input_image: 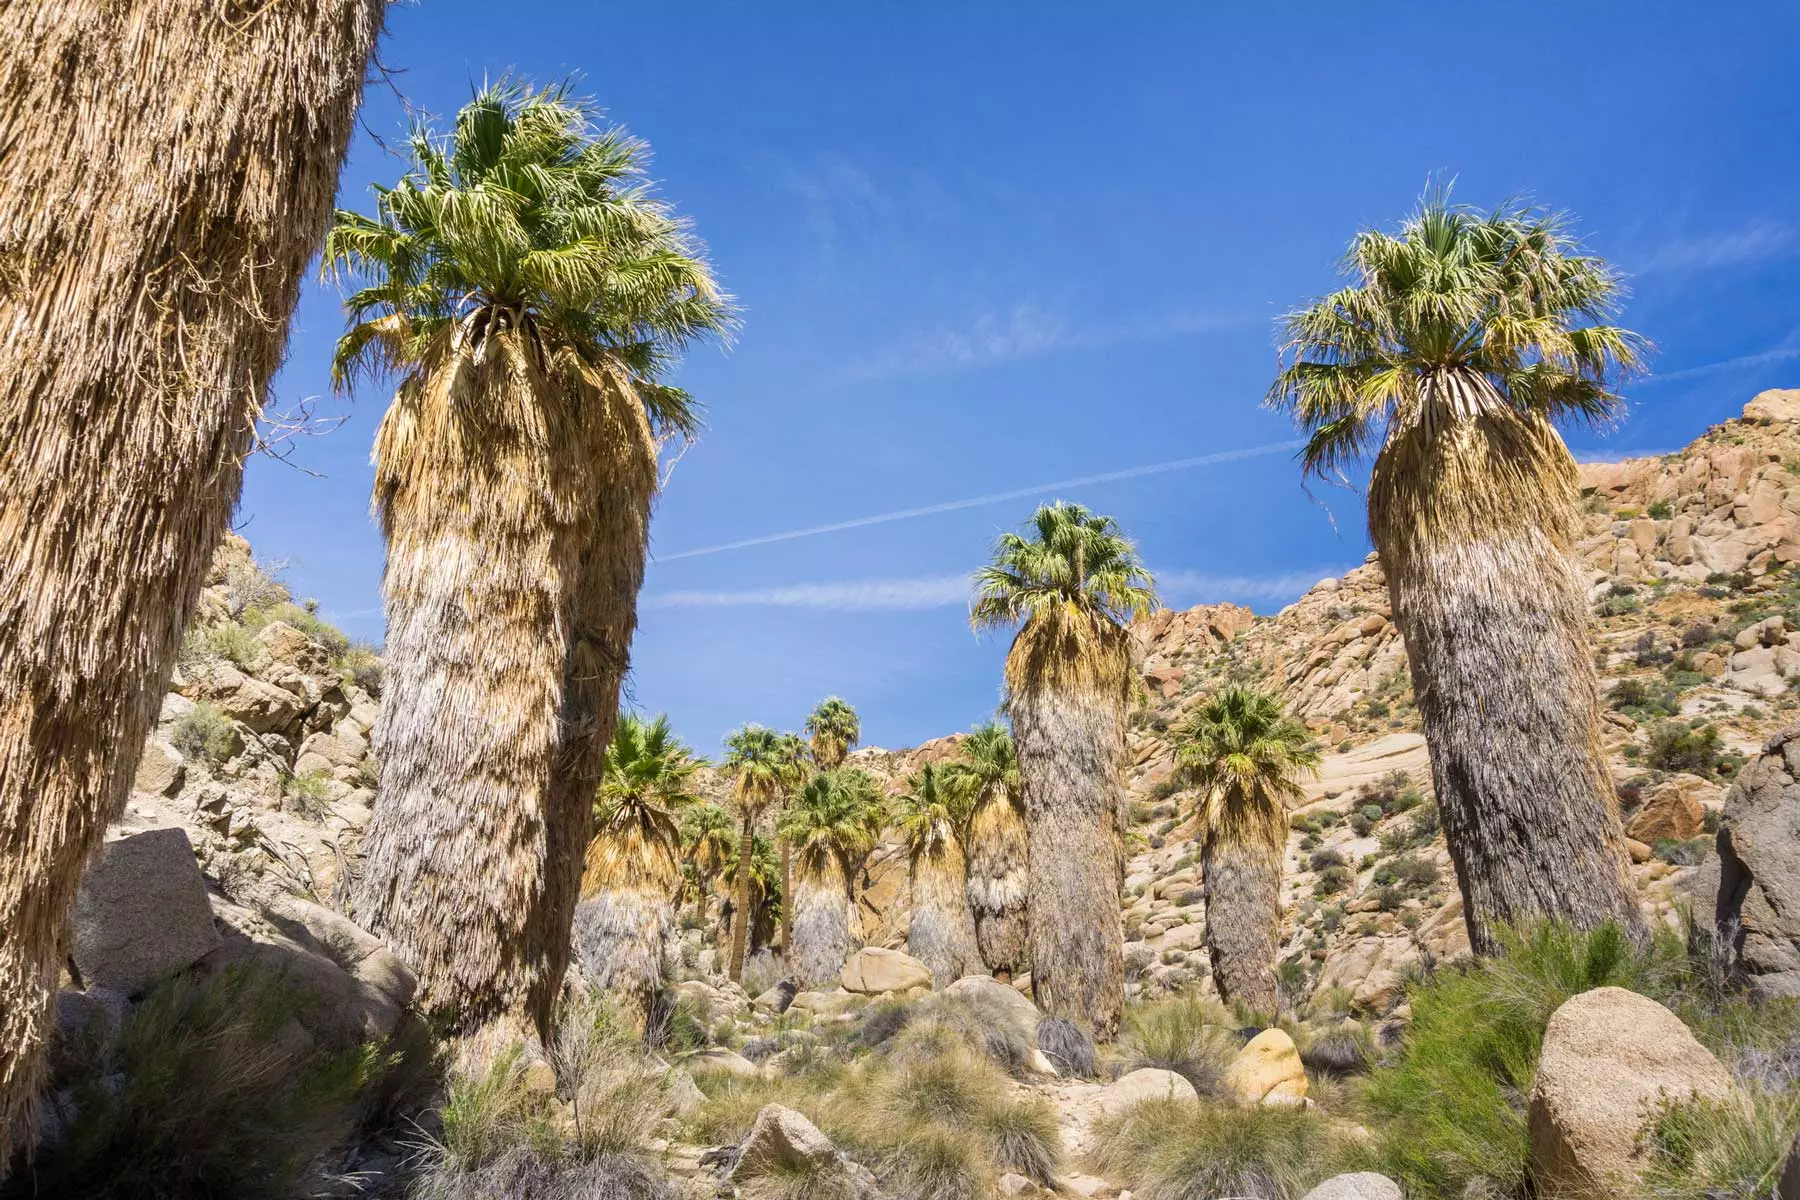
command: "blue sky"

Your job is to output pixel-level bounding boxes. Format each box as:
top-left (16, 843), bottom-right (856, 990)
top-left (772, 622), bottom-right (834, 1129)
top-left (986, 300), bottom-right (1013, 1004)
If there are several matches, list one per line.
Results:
top-left (242, 2), bottom-right (1800, 754)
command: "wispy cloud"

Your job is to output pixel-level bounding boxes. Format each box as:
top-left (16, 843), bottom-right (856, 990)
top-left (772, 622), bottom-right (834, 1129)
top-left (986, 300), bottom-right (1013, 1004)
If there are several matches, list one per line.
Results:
top-left (1631, 337), bottom-right (1800, 388)
top-left (1636, 219), bottom-right (1796, 275)
top-left (644, 565), bottom-right (1347, 613)
top-left (656, 439), bottom-right (1305, 562)
top-left (836, 302), bottom-right (1256, 385)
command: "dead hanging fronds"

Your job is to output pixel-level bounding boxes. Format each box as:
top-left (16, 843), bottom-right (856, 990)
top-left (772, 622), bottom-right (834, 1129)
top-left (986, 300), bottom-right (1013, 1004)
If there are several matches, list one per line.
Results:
top-left (0, 0), bottom-right (383, 1167)
top-left (253, 394), bottom-right (350, 476)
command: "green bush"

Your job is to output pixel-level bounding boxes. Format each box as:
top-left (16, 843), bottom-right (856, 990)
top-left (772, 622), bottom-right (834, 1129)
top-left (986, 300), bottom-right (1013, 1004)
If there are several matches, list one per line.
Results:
top-left (6, 969), bottom-right (417, 1200)
top-left (169, 702), bottom-right (238, 767)
top-left (1647, 722), bottom-right (1722, 775)
top-left (1641, 1088), bottom-right (1800, 1198)
top-left (282, 769), bottom-right (333, 818)
top-left (1314, 865), bottom-right (1354, 897)
top-left (1088, 1096), bottom-right (1352, 1199)
top-left (1648, 500), bottom-right (1674, 520)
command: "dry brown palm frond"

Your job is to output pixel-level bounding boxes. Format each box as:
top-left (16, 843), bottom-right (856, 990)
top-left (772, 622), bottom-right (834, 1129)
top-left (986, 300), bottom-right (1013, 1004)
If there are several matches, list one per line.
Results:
top-left (965, 789), bottom-right (1029, 977)
top-left (0, 0), bottom-right (383, 1163)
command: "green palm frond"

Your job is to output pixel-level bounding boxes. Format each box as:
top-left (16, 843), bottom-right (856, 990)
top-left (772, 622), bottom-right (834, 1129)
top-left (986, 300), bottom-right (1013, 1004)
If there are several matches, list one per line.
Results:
top-left (592, 713), bottom-right (704, 857)
top-left (940, 720), bottom-right (1019, 809)
top-left (322, 77), bottom-right (737, 436)
top-left (1265, 185), bottom-right (1648, 477)
top-left (893, 763), bottom-right (972, 852)
top-left (721, 724), bottom-right (806, 815)
top-left (1175, 687), bottom-right (1319, 844)
top-left (970, 501), bottom-right (1156, 633)
top-left (804, 697), bottom-right (861, 768)
top-left (777, 767), bottom-right (885, 868)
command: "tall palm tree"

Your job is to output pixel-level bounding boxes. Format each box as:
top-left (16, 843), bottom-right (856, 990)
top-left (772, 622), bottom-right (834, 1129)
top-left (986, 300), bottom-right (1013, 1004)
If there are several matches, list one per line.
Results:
top-left (971, 502), bottom-right (1155, 1038)
top-left (777, 768), bottom-right (885, 988)
top-left (1265, 190), bottom-right (1647, 954)
top-left (943, 722), bottom-right (1029, 982)
top-left (0, 1), bottom-right (382, 1155)
top-left (721, 725), bottom-right (794, 982)
top-left (573, 714), bottom-right (702, 1027)
top-left (722, 830), bottom-right (782, 962)
top-left (771, 730), bottom-right (808, 965)
top-left (894, 764), bottom-right (983, 989)
top-left (1174, 687), bottom-right (1318, 1017)
top-left (327, 82), bottom-right (732, 1039)
top-left (804, 697), bottom-right (862, 769)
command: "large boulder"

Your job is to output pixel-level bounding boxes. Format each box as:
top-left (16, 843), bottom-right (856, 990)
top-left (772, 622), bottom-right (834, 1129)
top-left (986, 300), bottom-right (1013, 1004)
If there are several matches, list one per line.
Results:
top-left (1222, 1028), bottom-right (1308, 1107)
top-left (131, 739), bottom-right (186, 797)
top-left (726, 1104), bottom-right (874, 1195)
top-left (71, 827), bottom-right (220, 995)
top-left (840, 946), bottom-right (932, 995)
top-left (1717, 725), bottom-right (1800, 996)
top-left (1094, 1067), bottom-right (1198, 1117)
top-left (1745, 388), bottom-right (1800, 424)
top-left (189, 663), bottom-right (303, 734)
top-left (1301, 1175), bottom-right (1404, 1200)
top-left (1626, 777), bottom-right (1707, 844)
top-left (1528, 987), bottom-right (1738, 1198)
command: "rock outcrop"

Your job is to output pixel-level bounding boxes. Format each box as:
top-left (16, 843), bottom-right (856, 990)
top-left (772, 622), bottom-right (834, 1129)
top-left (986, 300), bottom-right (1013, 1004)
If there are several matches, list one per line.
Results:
top-left (840, 946), bottom-right (932, 994)
top-left (1300, 1175), bottom-right (1404, 1200)
top-left (1528, 987), bottom-right (1739, 1198)
top-left (71, 827), bottom-right (221, 995)
top-left (1221, 1027), bottom-right (1308, 1107)
top-left (1717, 724), bottom-right (1800, 997)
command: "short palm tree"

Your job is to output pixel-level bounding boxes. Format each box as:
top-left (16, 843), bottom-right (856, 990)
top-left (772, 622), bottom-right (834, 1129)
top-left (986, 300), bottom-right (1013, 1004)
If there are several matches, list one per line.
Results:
top-left (943, 722), bottom-right (1029, 982)
top-left (804, 697), bottom-right (862, 769)
top-left (722, 725), bottom-right (798, 981)
top-left (893, 763), bottom-right (982, 988)
top-left (0, 0), bottom-right (382, 1153)
top-left (777, 768), bottom-right (886, 987)
top-left (573, 714), bottom-right (702, 1027)
top-left (1265, 190), bottom-right (1647, 953)
top-left (679, 802), bottom-right (736, 933)
top-left (326, 81), bottom-right (732, 1038)
top-left (971, 502), bottom-right (1155, 1037)
top-left (1175, 687), bottom-right (1319, 1017)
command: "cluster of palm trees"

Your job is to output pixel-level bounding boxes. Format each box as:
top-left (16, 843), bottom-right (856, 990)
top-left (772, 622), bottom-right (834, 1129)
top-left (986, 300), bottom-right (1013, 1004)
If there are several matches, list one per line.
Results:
top-left (0, 3), bottom-right (1653, 1156)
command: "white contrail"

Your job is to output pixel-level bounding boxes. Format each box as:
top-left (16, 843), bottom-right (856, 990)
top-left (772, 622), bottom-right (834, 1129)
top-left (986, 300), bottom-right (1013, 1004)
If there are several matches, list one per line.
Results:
top-left (656, 438), bottom-right (1307, 562)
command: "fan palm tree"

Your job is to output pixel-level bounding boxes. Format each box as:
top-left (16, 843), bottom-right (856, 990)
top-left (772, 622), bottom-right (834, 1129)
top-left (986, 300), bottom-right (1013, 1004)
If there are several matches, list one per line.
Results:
top-left (893, 764), bottom-right (982, 988)
top-left (1175, 687), bottom-right (1319, 1017)
top-left (573, 714), bottom-right (702, 1027)
top-left (943, 722), bottom-right (1030, 982)
top-left (722, 830), bottom-right (782, 961)
top-left (326, 81), bottom-right (733, 1039)
top-left (1265, 189), bottom-right (1647, 953)
top-left (971, 502), bottom-right (1155, 1037)
top-left (777, 768), bottom-right (886, 987)
top-left (804, 697), bottom-right (862, 769)
top-left (0, 1), bottom-right (381, 1155)
top-left (722, 725), bottom-right (798, 981)
top-left (771, 730), bottom-right (808, 965)
top-left (679, 802), bottom-right (736, 935)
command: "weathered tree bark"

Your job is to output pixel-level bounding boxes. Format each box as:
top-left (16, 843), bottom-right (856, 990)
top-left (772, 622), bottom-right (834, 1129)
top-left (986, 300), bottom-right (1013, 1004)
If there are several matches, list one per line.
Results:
top-left (779, 837), bottom-right (793, 965)
top-left (966, 787), bottom-right (1029, 980)
top-left (1010, 687), bottom-right (1127, 1036)
top-left (789, 852), bottom-right (859, 989)
top-left (1202, 826), bottom-right (1282, 1018)
top-left (0, 0), bottom-right (381, 1159)
top-left (1371, 412), bottom-right (1645, 955)
top-left (729, 809), bottom-right (756, 982)
top-left (907, 830), bottom-right (982, 988)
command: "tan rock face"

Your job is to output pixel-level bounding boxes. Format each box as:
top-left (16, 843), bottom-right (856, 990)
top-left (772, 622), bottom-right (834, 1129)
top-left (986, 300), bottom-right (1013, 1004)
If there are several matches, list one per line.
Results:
top-left (72, 827), bottom-right (221, 995)
top-left (1528, 987), bottom-right (1738, 1199)
top-left (1626, 778), bottom-right (1707, 843)
top-left (1093, 1067), bottom-right (1198, 1117)
top-left (1221, 1028), bottom-right (1308, 1107)
top-left (840, 946), bottom-right (933, 994)
top-left (1744, 388), bottom-right (1800, 423)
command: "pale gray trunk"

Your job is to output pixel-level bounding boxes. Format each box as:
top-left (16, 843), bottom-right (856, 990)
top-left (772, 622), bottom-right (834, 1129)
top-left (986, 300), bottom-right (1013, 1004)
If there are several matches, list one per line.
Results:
top-left (908, 830), bottom-right (982, 988)
top-left (573, 884), bottom-right (670, 1022)
top-left (789, 854), bottom-right (859, 989)
top-left (1202, 832), bottom-right (1280, 1018)
top-left (1011, 687), bottom-right (1126, 1037)
top-left (966, 790), bottom-right (1030, 977)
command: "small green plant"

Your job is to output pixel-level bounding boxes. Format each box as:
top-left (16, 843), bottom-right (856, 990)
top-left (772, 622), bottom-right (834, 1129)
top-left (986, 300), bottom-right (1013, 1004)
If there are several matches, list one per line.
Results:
top-left (170, 702), bottom-right (239, 767)
top-left (1646, 722), bottom-right (1723, 776)
top-left (1642, 1089), bottom-right (1800, 1198)
top-left (283, 769), bottom-right (334, 818)
top-left (1314, 865), bottom-right (1354, 897)
top-left (1647, 499), bottom-right (1674, 519)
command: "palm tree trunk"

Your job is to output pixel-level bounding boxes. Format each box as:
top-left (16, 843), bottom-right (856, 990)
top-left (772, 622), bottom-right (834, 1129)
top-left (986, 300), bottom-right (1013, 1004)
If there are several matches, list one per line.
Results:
top-left (907, 829), bottom-right (982, 989)
top-left (0, 0), bottom-right (380, 1160)
top-left (356, 341), bottom-right (589, 1040)
top-left (779, 836), bottom-right (794, 964)
top-left (1371, 413), bottom-right (1645, 955)
top-left (789, 853), bottom-right (858, 989)
top-left (966, 789), bottom-right (1030, 978)
top-left (573, 881), bottom-right (672, 1034)
top-left (1011, 684), bottom-right (1128, 1037)
top-left (1202, 819), bottom-right (1282, 1019)
top-left (729, 810), bottom-right (755, 982)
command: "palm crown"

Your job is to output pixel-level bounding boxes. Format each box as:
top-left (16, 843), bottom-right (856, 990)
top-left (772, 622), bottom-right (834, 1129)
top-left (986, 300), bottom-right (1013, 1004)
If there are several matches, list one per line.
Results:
top-left (1264, 188), bottom-right (1647, 479)
top-left (721, 725), bottom-right (803, 815)
top-left (942, 721), bottom-right (1019, 807)
top-left (777, 767), bottom-right (885, 872)
top-left (971, 501), bottom-right (1156, 633)
top-left (893, 764), bottom-right (971, 854)
top-left (804, 697), bottom-right (861, 769)
top-left (680, 802), bottom-right (735, 877)
top-left (322, 79), bottom-right (734, 435)
top-left (1176, 687), bottom-right (1319, 841)
top-left (594, 713), bottom-right (704, 850)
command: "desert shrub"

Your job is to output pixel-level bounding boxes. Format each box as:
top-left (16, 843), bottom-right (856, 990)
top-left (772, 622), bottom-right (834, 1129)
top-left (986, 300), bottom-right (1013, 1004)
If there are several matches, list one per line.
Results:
top-left (975, 1096), bottom-right (1061, 1186)
top-left (1654, 836), bottom-right (1714, 866)
top-left (1297, 1021), bottom-right (1372, 1078)
top-left (1639, 1088), bottom-right (1800, 1199)
top-left (282, 769), bottom-right (333, 818)
top-left (1347, 812), bottom-right (1374, 838)
top-left (243, 601), bottom-right (352, 659)
top-left (1088, 1096), bottom-right (1351, 1199)
top-left (7, 968), bottom-right (408, 1200)
top-left (1648, 499), bottom-right (1674, 520)
top-left (1036, 1017), bottom-right (1096, 1079)
top-left (1371, 885), bottom-right (1405, 913)
top-left (1365, 698), bottom-right (1389, 718)
top-left (1647, 722), bottom-right (1722, 775)
top-left (180, 621), bottom-right (260, 669)
top-left (739, 951), bottom-right (785, 999)
top-left (1308, 849), bottom-right (1346, 873)
top-left (893, 993), bottom-right (1034, 1077)
top-left (1119, 995), bottom-right (1239, 1097)
top-left (336, 640), bottom-right (385, 695)
top-left (169, 701), bottom-right (238, 767)
top-left (854, 1000), bottom-right (912, 1050)
top-left (1314, 865), bottom-right (1353, 897)
top-left (1595, 589), bottom-right (1641, 617)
